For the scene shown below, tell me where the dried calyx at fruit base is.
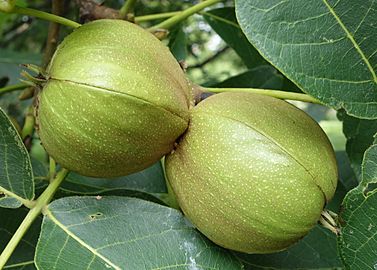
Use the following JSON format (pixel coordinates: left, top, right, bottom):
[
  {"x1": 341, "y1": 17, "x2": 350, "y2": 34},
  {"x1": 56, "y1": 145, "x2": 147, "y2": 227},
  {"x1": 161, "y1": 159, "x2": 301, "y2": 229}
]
[
  {"x1": 166, "y1": 92, "x2": 338, "y2": 254},
  {"x1": 34, "y1": 19, "x2": 193, "y2": 177}
]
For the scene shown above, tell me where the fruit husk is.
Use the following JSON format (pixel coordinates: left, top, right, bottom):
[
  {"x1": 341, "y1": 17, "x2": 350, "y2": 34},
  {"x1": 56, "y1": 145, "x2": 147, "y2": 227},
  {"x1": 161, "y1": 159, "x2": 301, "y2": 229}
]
[
  {"x1": 166, "y1": 92, "x2": 338, "y2": 253},
  {"x1": 37, "y1": 19, "x2": 192, "y2": 177}
]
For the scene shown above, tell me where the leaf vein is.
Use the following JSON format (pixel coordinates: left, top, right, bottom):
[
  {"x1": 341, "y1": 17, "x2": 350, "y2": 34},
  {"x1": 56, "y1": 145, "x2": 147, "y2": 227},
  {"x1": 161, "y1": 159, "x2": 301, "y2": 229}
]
[
  {"x1": 322, "y1": 0, "x2": 377, "y2": 83},
  {"x1": 45, "y1": 208, "x2": 121, "y2": 270}
]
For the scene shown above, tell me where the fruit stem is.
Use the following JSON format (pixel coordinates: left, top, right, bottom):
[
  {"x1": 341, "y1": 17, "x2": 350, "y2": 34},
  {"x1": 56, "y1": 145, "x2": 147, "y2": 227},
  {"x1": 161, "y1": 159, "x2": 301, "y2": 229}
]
[
  {"x1": 0, "y1": 83, "x2": 28, "y2": 96},
  {"x1": 119, "y1": 0, "x2": 137, "y2": 18},
  {"x1": 202, "y1": 87, "x2": 322, "y2": 104},
  {"x1": 0, "y1": 169, "x2": 68, "y2": 269},
  {"x1": 148, "y1": 0, "x2": 222, "y2": 31},
  {"x1": 9, "y1": 6, "x2": 81, "y2": 28},
  {"x1": 135, "y1": 11, "x2": 180, "y2": 23}
]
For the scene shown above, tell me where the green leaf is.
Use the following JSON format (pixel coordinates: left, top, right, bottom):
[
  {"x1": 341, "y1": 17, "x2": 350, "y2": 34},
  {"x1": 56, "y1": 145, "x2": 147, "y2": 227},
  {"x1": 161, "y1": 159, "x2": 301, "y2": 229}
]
[
  {"x1": 203, "y1": 7, "x2": 265, "y2": 68},
  {"x1": 0, "y1": 108, "x2": 34, "y2": 207},
  {"x1": 168, "y1": 24, "x2": 187, "y2": 61},
  {"x1": 327, "y1": 151, "x2": 358, "y2": 213},
  {"x1": 235, "y1": 225, "x2": 343, "y2": 269},
  {"x1": 338, "y1": 144, "x2": 377, "y2": 269},
  {"x1": 0, "y1": 197, "x2": 22, "y2": 208},
  {"x1": 235, "y1": 0, "x2": 377, "y2": 119},
  {"x1": 340, "y1": 111, "x2": 377, "y2": 179},
  {"x1": 30, "y1": 158, "x2": 49, "y2": 197},
  {"x1": 0, "y1": 49, "x2": 40, "y2": 84},
  {"x1": 0, "y1": 207, "x2": 41, "y2": 269},
  {"x1": 212, "y1": 65, "x2": 284, "y2": 89},
  {"x1": 0, "y1": 50, "x2": 40, "y2": 65},
  {"x1": 35, "y1": 196, "x2": 243, "y2": 270},
  {"x1": 60, "y1": 162, "x2": 167, "y2": 197},
  {"x1": 30, "y1": 158, "x2": 48, "y2": 180},
  {"x1": 0, "y1": 49, "x2": 40, "y2": 119}
]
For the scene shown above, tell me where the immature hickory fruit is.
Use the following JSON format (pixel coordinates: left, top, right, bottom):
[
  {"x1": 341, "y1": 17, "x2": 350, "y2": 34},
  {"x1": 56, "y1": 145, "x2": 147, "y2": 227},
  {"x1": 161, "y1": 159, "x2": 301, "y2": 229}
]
[
  {"x1": 166, "y1": 92, "x2": 338, "y2": 254},
  {"x1": 37, "y1": 20, "x2": 191, "y2": 177}
]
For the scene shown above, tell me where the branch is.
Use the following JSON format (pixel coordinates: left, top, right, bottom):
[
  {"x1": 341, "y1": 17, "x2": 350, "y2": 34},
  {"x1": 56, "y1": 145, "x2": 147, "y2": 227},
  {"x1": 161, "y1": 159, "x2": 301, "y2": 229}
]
[
  {"x1": 119, "y1": 0, "x2": 137, "y2": 18},
  {"x1": 187, "y1": 46, "x2": 229, "y2": 69},
  {"x1": 149, "y1": 0, "x2": 222, "y2": 31},
  {"x1": 75, "y1": 0, "x2": 121, "y2": 21},
  {"x1": 42, "y1": 0, "x2": 64, "y2": 68}
]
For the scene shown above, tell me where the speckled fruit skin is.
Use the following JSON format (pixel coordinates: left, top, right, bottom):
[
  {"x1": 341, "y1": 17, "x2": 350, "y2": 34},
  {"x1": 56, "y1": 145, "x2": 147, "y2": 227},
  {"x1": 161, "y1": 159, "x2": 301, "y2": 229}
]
[
  {"x1": 166, "y1": 92, "x2": 338, "y2": 254},
  {"x1": 37, "y1": 19, "x2": 191, "y2": 177}
]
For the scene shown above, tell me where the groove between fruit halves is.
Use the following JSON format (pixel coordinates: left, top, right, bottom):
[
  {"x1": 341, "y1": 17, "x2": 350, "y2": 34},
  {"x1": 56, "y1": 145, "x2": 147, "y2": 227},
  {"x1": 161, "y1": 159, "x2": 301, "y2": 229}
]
[
  {"x1": 182, "y1": 91, "x2": 338, "y2": 203},
  {"x1": 48, "y1": 77, "x2": 190, "y2": 126},
  {"x1": 189, "y1": 110, "x2": 329, "y2": 202}
]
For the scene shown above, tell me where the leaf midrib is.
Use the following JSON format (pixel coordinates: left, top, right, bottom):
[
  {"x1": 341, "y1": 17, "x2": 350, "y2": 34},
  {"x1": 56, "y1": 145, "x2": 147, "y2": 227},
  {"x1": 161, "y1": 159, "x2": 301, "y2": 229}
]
[
  {"x1": 322, "y1": 0, "x2": 377, "y2": 83},
  {"x1": 45, "y1": 208, "x2": 121, "y2": 270}
]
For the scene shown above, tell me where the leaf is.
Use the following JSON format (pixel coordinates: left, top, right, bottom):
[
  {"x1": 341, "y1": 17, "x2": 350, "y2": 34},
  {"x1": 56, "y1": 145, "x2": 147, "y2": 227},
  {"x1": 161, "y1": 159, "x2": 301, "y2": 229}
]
[
  {"x1": 339, "y1": 111, "x2": 377, "y2": 179},
  {"x1": 60, "y1": 162, "x2": 167, "y2": 197},
  {"x1": 203, "y1": 7, "x2": 265, "y2": 68},
  {"x1": 168, "y1": 24, "x2": 187, "y2": 61},
  {"x1": 327, "y1": 151, "x2": 358, "y2": 213},
  {"x1": 0, "y1": 49, "x2": 40, "y2": 119},
  {"x1": 338, "y1": 144, "x2": 377, "y2": 269},
  {"x1": 30, "y1": 158, "x2": 49, "y2": 198},
  {"x1": 30, "y1": 158, "x2": 48, "y2": 180},
  {"x1": 35, "y1": 196, "x2": 243, "y2": 270},
  {"x1": 235, "y1": 225, "x2": 343, "y2": 269},
  {"x1": 0, "y1": 49, "x2": 40, "y2": 84},
  {"x1": 30, "y1": 160, "x2": 167, "y2": 204},
  {"x1": 0, "y1": 108, "x2": 34, "y2": 208},
  {"x1": 235, "y1": 0, "x2": 377, "y2": 119},
  {"x1": 0, "y1": 207, "x2": 41, "y2": 269},
  {"x1": 212, "y1": 65, "x2": 284, "y2": 89},
  {"x1": 0, "y1": 50, "x2": 40, "y2": 65},
  {"x1": 0, "y1": 197, "x2": 22, "y2": 208}
]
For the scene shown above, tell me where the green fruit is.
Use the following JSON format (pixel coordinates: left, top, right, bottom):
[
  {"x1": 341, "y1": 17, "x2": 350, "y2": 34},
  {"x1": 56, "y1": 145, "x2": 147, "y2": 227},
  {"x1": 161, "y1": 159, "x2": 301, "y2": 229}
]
[
  {"x1": 166, "y1": 92, "x2": 338, "y2": 254},
  {"x1": 37, "y1": 19, "x2": 191, "y2": 177},
  {"x1": 0, "y1": 0, "x2": 16, "y2": 13}
]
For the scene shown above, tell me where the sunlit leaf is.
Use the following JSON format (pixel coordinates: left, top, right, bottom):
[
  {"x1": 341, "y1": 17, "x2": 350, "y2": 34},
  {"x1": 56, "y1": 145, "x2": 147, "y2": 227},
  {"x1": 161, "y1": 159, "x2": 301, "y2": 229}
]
[
  {"x1": 236, "y1": 0, "x2": 377, "y2": 119},
  {"x1": 35, "y1": 196, "x2": 243, "y2": 270}
]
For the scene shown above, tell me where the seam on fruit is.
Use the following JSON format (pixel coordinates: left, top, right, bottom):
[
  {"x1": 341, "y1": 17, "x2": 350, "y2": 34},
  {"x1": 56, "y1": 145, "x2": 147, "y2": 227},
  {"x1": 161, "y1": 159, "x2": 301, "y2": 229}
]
[
  {"x1": 48, "y1": 78, "x2": 189, "y2": 125},
  {"x1": 192, "y1": 110, "x2": 329, "y2": 201}
]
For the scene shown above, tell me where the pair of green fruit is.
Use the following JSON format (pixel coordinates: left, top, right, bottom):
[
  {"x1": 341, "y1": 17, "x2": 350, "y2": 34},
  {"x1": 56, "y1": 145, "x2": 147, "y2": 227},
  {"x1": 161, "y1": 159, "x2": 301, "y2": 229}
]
[{"x1": 36, "y1": 20, "x2": 338, "y2": 254}]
